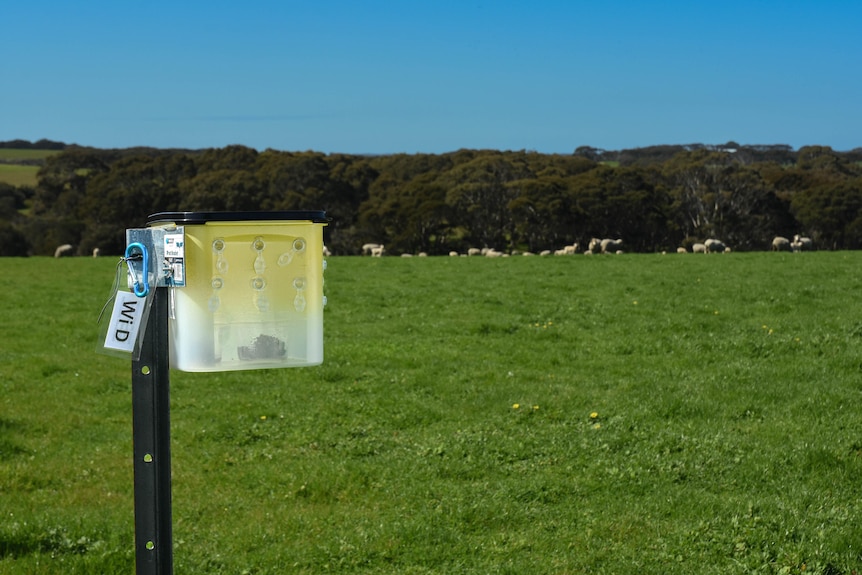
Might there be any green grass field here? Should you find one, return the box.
[0,150,61,162]
[0,164,39,188]
[0,149,59,187]
[2,253,862,574]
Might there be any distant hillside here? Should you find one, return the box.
[0,139,68,150]
[0,141,69,187]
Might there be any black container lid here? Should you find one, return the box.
[148,210,328,225]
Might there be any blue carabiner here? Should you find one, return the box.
[125,242,150,297]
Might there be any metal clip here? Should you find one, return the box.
[125,242,150,297]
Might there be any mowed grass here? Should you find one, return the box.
[2,253,862,574]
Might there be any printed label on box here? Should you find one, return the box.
[164,228,186,287]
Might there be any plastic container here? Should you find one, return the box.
[147,211,327,372]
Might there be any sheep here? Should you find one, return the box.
[704,238,727,253]
[92,247,101,258]
[600,238,623,254]
[539,249,552,256]
[322,245,332,257]
[772,236,791,252]
[793,235,814,251]
[370,244,385,257]
[564,243,579,255]
[54,244,73,258]
[692,243,707,253]
[467,248,481,256]
[588,238,602,253]
[449,251,459,257]
[484,249,504,257]
[677,247,687,254]
[362,243,381,255]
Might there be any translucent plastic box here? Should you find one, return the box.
[147,211,327,372]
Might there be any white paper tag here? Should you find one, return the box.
[104,291,147,352]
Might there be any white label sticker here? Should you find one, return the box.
[164,228,186,287]
[104,291,146,352]
[164,232,184,257]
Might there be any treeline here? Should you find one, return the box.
[0,139,68,151]
[2,142,862,256]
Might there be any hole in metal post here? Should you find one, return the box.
[143,453,153,463]
[146,540,155,551]
[141,366,151,375]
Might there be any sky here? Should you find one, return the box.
[3,1,861,154]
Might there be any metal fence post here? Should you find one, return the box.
[131,286,173,574]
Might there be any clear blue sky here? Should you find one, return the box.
[3,1,860,154]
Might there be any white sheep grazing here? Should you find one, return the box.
[449,251,459,257]
[588,238,602,253]
[677,247,687,254]
[467,247,481,256]
[539,249,552,256]
[323,245,332,257]
[704,238,727,253]
[793,235,814,251]
[370,244,385,257]
[54,244,73,258]
[484,249,504,258]
[772,236,791,252]
[600,238,623,254]
[692,243,707,253]
[92,247,101,257]
[362,243,381,255]
[564,243,578,255]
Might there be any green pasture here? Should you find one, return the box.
[0,149,60,162]
[0,148,58,187]
[2,253,862,574]
[0,164,39,188]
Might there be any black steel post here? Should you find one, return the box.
[131,286,173,574]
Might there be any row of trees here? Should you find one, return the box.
[2,142,862,256]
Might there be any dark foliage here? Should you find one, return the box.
[2,142,862,256]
